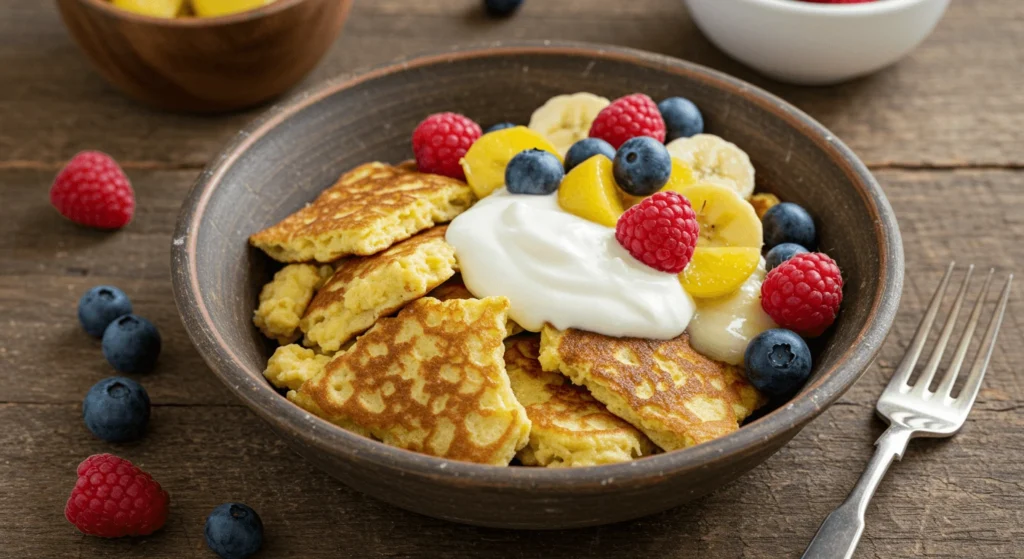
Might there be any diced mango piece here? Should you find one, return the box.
[558,155,623,228]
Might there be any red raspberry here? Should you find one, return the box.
[411,112,482,180]
[615,191,699,273]
[761,252,844,337]
[50,151,135,230]
[588,93,666,149]
[65,454,169,538]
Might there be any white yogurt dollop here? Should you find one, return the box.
[446,189,694,339]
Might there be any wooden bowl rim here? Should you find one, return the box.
[76,0,310,26]
[172,41,904,488]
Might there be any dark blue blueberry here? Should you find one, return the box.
[102,314,162,374]
[205,503,264,559]
[612,136,672,196]
[658,97,704,142]
[485,122,516,133]
[78,286,132,338]
[82,377,150,443]
[744,329,813,397]
[765,242,809,271]
[484,0,523,17]
[505,149,564,195]
[762,202,816,250]
[564,138,616,173]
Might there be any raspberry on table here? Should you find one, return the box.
[50,151,135,230]
[65,454,169,538]
[411,112,482,180]
[588,93,666,149]
[615,191,700,274]
[761,252,843,337]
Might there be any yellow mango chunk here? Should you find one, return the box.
[191,0,277,17]
[558,155,624,228]
[112,0,187,18]
[680,247,761,299]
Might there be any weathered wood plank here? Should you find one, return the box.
[1,0,1022,168]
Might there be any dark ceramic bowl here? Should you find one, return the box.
[171,42,903,529]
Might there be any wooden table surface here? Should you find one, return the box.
[3,1,1022,557]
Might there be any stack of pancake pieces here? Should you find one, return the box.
[250,161,766,468]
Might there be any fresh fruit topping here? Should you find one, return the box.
[762,202,816,250]
[191,0,275,17]
[744,329,813,397]
[765,242,809,271]
[205,503,264,559]
[484,0,524,17]
[528,92,611,155]
[50,151,135,230]
[564,138,616,173]
[761,252,843,337]
[681,247,762,299]
[666,134,755,199]
[750,192,781,219]
[588,93,666,149]
[679,182,763,249]
[658,97,704,142]
[687,258,778,365]
[102,314,162,374]
[78,286,133,338]
[65,454,169,538]
[459,126,561,198]
[505,149,564,195]
[615,191,699,273]
[112,0,187,17]
[83,377,151,443]
[620,157,698,208]
[486,122,517,133]
[558,154,624,227]
[613,136,673,197]
[412,112,482,181]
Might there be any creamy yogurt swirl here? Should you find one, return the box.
[446,189,694,339]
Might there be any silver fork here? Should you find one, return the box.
[802,262,1013,559]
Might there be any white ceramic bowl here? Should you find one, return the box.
[684,0,950,85]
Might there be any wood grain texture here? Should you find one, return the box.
[1,0,1023,167]
[2,0,1023,555]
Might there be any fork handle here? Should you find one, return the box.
[802,425,913,559]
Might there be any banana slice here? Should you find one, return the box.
[679,183,762,249]
[528,93,610,156]
[666,134,755,199]
[687,258,778,366]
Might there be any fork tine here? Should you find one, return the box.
[888,262,956,388]
[910,265,974,394]
[935,269,994,398]
[955,274,1013,411]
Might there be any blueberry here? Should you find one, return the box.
[78,286,132,338]
[658,97,704,142]
[484,0,523,17]
[612,137,672,196]
[82,377,150,442]
[765,242,809,271]
[102,314,162,374]
[564,138,616,172]
[205,503,264,559]
[485,122,516,133]
[744,329,813,397]
[762,202,816,250]
[505,149,564,195]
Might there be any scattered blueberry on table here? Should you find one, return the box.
[102,314,162,374]
[484,0,524,17]
[205,503,264,559]
[78,285,133,337]
[82,376,151,443]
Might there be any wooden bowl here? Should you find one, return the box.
[171,43,904,529]
[56,0,352,113]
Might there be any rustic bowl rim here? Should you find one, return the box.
[77,0,308,26]
[172,41,904,488]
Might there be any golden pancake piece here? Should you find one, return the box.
[427,276,523,336]
[505,335,655,467]
[539,326,765,451]
[250,162,474,263]
[264,344,332,391]
[289,296,531,466]
[253,263,333,344]
[300,226,457,353]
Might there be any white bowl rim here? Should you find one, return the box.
[725,0,935,16]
